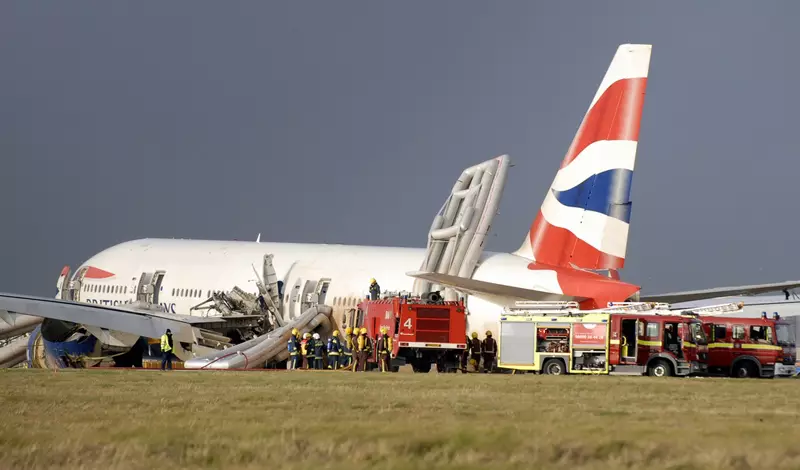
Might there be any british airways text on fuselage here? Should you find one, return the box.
[84,298,177,313]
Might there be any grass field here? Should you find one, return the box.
[0,369,798,470]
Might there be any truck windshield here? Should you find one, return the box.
[687,322,707,345]
[776,322,796,347]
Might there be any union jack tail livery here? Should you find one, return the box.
[515,44,652,271]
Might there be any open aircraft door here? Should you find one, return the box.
[136,271,166,305]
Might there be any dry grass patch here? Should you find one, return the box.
[0,369,798,469]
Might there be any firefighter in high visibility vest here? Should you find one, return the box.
[481,331,497,373]
[377,326,393,372]
[160,328,175,371]
[342,327,354,369]
[327,330,342,369]
[356,327,372,372]
[287,328,301,370]
[469,332,482,372]
[301,332,312,369]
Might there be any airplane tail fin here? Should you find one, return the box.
[514,44,652,270]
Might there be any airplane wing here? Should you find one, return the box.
[0,292,223,344]
[406,271,587,304]
[640,280,800,304]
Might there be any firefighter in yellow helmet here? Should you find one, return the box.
[342,327,354,369]
[327,330,342,370]
[377,326,393,372]
[481,330,497,373]
[356,327,372,372]
[369,278,380,300]
[469,331,482,372]
[287,328,301,370]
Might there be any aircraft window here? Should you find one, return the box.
[207,290,211,298]
[124,286,127,294]
[114,286,118,294]
[732,325,745,341]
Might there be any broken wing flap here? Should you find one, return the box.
[406,271,587,304]
[640,280,800,304]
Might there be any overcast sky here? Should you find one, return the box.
[2,1,799,297]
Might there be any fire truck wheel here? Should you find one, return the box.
[731,361,757,378]
[543,359,565,375]
[647,359,672,377]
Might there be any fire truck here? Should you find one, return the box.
[695,313,796,378]
[497,301,709,377]
[354,293,468,372]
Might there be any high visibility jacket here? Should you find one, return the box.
[482,337,497,354]
[160,334,174,352]
[301,339,308,355]
[305,339,316,356]
[378,334,392,355]
[288,336,300,356]
[328,337,341,356]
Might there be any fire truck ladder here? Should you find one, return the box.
[676,302,745,315]
[412,155,510,301]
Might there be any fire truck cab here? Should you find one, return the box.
[355,293,467,372]
[497,301,708,377]
[699,314,797,378]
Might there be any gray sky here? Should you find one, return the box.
[2,1,799,297]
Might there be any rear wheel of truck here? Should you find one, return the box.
[731,361,757,378]
[647,359,672,377]
[543,359,565,375]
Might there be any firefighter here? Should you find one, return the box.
[342,327,354,369]
[160,328,175,371]
[369,278,381,300]
[357,327,372,371]
[301,332,312,369]
[460,334,470,373]
[481,330,497,373]
[287,328,301,370]
[327,330,342,369]
[312,333,325,370]
[469,332,482,372]
[377,326,393,372]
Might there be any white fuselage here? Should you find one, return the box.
[73,238,552,336]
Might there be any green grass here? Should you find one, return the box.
[0,369,798,469]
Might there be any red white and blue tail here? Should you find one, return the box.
[515,44,652,270]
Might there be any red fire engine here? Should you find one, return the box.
[498,302,709,377]
[698,314,797,378]
[355,293,468,372]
